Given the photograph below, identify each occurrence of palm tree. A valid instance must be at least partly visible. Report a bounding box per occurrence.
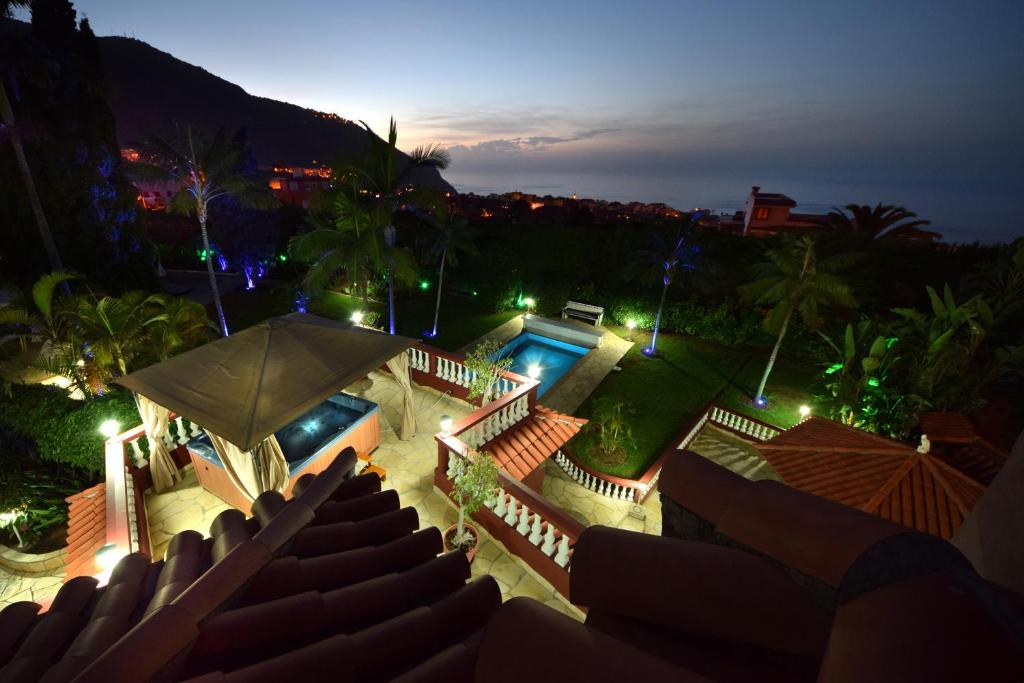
[289,182,415,312]
[127,127,273,337]
[0,1,67,282]
[72,291,169,377]
[828,203,940,241]
[335,118,450,334]
[739,236,858,407]
[424,205,477,338]
[626,212,701,356]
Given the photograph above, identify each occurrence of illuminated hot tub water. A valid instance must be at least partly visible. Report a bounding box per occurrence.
[189,393,378,476]
[497,332,588,397]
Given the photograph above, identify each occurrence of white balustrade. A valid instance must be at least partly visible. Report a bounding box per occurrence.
[174,416,189,445]
[493,490,507,517]
[504,496,518,526]
[529,513,543,545]
[188,420,203,438]
[516,505,531,535]
[541,523,557,556]
[129,439,146,468]
[554,534,571,568]
[407,347,431,373]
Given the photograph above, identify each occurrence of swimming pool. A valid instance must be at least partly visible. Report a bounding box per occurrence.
[498,332,588,397]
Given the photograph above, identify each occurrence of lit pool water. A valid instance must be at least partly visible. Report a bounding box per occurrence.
[498,332,588,397]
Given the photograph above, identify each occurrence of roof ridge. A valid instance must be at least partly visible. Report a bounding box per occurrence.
[771,416,914,451]
[920,454,986,515]
[757,444,910,454]
[859,452,922,513]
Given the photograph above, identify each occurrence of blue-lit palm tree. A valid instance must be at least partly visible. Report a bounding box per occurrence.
[627,212,701,356]
[127,127,273,337]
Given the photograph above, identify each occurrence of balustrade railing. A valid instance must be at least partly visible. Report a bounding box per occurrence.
[706,405,780,442]
[552,450,642,503]
[407,344,522,404]
[439,444,583,596]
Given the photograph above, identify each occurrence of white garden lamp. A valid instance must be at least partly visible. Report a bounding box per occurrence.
[439,415,453,435]
[99,419,121,440]
[527,363,541,380]
[351,311,364,325]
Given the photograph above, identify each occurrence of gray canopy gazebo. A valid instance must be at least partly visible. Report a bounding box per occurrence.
[116,313,417,498]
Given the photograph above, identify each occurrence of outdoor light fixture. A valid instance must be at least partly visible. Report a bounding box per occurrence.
[351,311,364,325]
[94,543,127,581]
[99,419,121,439]
[439,415,453,435]
[419,280,430,290]
[524,297,535,309]
[754,397,768,408]
[799,404,811,418]
[527,363,541,380]
[626,319,637,330]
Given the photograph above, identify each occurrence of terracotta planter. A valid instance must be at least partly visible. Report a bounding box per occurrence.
[443,522,480,564]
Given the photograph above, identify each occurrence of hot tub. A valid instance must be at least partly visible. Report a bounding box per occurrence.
[187,393,380,511]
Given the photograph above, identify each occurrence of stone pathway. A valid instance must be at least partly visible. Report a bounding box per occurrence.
[541,460,662,535]
[688,426,781,481]
[361,371,583,620]
[542,329,632,414]
[0,567,63,610]
[457,315,523,353]
[145,467,233,561]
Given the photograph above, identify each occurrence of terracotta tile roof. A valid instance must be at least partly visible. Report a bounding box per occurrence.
[63,483,106,582]
[487,406,586,481]
[919,411,977,444]
[759,416,908,453]
[934,440,1008,486]
[917,412,1008,485]
[862,454,985,539]
[755,418,986,540]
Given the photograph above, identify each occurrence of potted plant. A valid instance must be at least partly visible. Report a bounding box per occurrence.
[464,340,514,405]
[444,449,499,562]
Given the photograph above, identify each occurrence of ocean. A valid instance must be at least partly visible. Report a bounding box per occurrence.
[444,170,1023,245]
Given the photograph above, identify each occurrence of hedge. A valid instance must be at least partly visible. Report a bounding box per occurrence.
[0,384,140,474]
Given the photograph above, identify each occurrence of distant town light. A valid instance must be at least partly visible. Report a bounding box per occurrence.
[527,363,541,380]
[626,319,637,330]
[278,253,288,262]
[351,311,364,325]
[439,415,453,435]
[799,404,811,418]
[419,280,430,290]
[99,419,121,439]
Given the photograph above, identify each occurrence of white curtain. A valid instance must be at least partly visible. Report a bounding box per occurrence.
[206,432,289,502]
[385,353,416,440]
[136,395,180,492]
[253,435,290,494]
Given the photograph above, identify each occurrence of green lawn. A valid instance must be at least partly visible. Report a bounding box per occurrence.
[217,283,515,353]
[571,326,815,479]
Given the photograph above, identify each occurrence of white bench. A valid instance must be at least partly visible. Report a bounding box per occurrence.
[561,301,604,327]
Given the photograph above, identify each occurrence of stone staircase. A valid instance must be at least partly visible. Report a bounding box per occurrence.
[687,426,781,482]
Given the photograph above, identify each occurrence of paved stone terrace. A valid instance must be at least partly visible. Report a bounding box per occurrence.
[0,567,64,611]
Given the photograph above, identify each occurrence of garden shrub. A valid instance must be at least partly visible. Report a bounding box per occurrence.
[0,384,140,474]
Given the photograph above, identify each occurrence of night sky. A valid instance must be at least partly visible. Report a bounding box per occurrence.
[39,1,1024,241]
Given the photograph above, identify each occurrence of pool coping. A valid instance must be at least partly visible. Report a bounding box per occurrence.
[461,315,633,414]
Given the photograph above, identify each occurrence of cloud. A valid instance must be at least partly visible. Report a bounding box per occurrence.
[449,128,618,155]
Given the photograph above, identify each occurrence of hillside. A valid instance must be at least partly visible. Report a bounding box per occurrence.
[97,36,452,191]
